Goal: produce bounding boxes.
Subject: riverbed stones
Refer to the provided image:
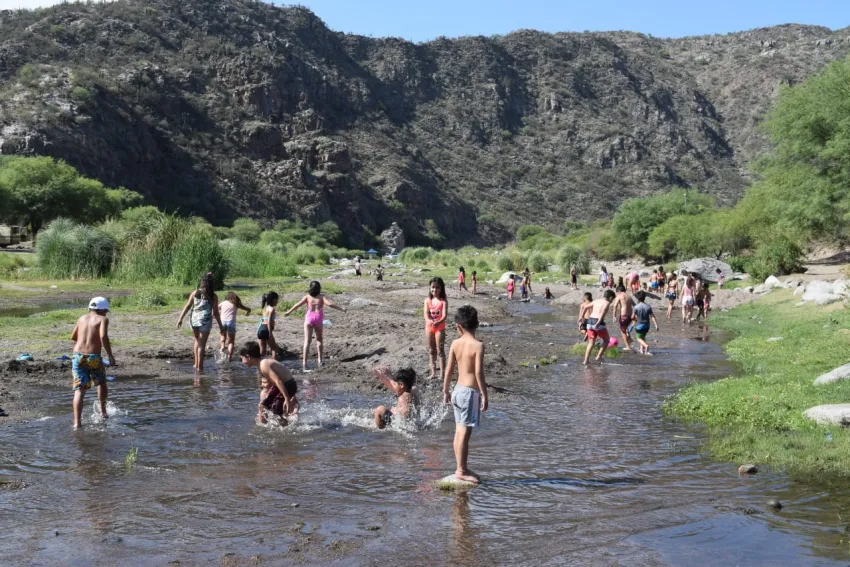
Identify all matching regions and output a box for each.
[349,297,382,308]
[738,464,758,475]
[803,403,850,425]
[677,258,732,282]
[813,363,850,386]
[801,280,845,305]
[763,275,784,289]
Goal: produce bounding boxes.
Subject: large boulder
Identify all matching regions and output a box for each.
[496,272,522,284]
[804,404,850,426]
[379,222,405,253]
[813,363,850,386]
[677,258,732,282]
[801,280,845,305]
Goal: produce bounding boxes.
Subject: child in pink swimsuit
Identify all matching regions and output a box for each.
[284,280,346,372]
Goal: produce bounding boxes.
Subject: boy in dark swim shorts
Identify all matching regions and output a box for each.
[241,341,299,424]
[373,366,418,429]
[70,297,116,429]
[583,289,615,365]
[632,291,659,355]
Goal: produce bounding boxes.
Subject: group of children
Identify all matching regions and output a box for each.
[505,268,535,300]
[577,287,660,364]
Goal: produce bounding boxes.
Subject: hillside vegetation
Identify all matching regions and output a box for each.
[0,1,848,245]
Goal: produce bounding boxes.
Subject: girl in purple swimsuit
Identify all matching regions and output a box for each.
[285,281,347,372]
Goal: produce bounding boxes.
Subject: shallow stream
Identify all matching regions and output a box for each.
[2,306,849,565]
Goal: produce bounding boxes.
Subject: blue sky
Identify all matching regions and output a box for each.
[278,0,850,42]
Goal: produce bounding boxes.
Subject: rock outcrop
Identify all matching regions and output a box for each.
[379,222,405,253]
[677,259,732,282]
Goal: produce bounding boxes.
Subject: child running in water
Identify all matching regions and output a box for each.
[577,292,593,340]
[583,289,615,365]
[506,274,515,300]
[703,283,713,320]
[457,267,469,295]
[611,284,635,352]
[177,273,224,373]
[373,366,419,429]
[471,271,478,295]
[219,291,251,362]
[443,305,488,484]
[632,291,659,355]
[424,277,448,379]
[522,268,533,296]
[70,297,116,429]
[665,272,678,320]
[256,291,279,358]
[240,342,298,425]
[681,274,696,324]
[544,287,554,299]
[284,281,347,372]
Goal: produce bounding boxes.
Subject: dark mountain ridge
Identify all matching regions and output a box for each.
[0,1,847,245]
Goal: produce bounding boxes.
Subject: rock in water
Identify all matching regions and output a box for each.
[677,258,732,283]
[738,464,758,475]
[380,222,405,253]
[436,474,479,490]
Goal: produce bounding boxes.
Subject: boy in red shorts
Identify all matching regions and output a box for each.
[583,289,615,365]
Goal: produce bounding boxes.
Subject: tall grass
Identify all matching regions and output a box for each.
[171,227,229,286]
[37,219,117,279]
[0,252,32,277]
[224,241,298,278]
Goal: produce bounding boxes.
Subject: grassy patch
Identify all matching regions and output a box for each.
[665,290,850,478]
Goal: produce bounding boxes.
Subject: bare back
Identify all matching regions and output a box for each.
[72,312,107,354]
[614,292,634,318]
[448,334,484,390]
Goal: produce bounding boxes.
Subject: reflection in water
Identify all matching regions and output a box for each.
[1,322,849,565]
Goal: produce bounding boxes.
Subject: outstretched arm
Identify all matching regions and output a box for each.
[373,366,403,395]
[283,296,308,317]
[237,298,251,316]
[323,296,347,312]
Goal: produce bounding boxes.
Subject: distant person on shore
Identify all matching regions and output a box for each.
[443,305,488,484]
[665,272,678,319]
[177,273,223,373]
[570,264,578,290]
[611,284,635,352]
[241,342,298,425]
[544,287,554,300]
[599,266,608,288]
[506,274,516,300]
[219,291,251,362]
[373,366,419,429]
[354,256,362,279]
[457,266,469,295]
[256,291,280,358]
[284,280,347,372]
[522,268,533,296]
[70,297,115,429]
[471,271,478,295]
[716,268,726,289]
[375,264,384,281]
[425,277,448,380]
[577,292,593,340]
[632,291,659,355]
[583,289,616,365]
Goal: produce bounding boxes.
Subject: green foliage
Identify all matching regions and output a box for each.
[611,189,714,257]
[290,243,331,265]
[231,217,262,243]
[558,245,591,274]
[496,254,514,272]
[527,252,550,273]
[516,225,546,241]
[398,247,435,263]
[0,252,32,277]
[746,234,803,280]
[223,241,298,278]
[37,219,116,279]
[170,226,229,286]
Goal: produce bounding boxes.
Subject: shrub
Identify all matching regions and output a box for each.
[37,219,116,279]
[224,241,298,278]
[0,253,30,277]
[558,245,591,274]
[231,218,262,242]
[171,227,229,286]
[747,236,804,280]
[727,255,750,273]
[496,254,514,272]
[291,244,331,265]
[399,246,434,263]
[516,225,546,241]
[527,252,550,273]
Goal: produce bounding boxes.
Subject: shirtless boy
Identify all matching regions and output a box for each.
[374,366,419,429]
[70,297,116,429]
[443,306,488,484]
[241,342,299,424]
[577,292,593,339]
[583,289,616,365]
[611,284,635,352]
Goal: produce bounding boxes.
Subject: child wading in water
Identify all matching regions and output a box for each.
[177,273,223,373]
[577,292,593,340]
[70,297,116,429]
[240,342,299,425]
[373,367,419,429]
[632,291,659,355]
[425,277,448,379]
[702,283,713,320]
[284,281,347,372]
[219,291,251,362]
[506,274,515,300]
[443,305,488,484]
[257,291,280,358]
[611,284,635,352]
[457,266,469,295]
[583,289,615,365]
[665,272,678,319]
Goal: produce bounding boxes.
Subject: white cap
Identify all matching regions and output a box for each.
[89,297,110,311]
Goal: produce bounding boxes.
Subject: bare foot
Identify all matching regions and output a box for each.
[72,424,81,430]
[455,471,480,484]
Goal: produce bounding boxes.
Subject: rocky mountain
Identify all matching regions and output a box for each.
[0,1,847,246]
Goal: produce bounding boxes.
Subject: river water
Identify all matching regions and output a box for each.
[2,306,849,565]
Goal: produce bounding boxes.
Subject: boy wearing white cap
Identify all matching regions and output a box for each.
[70,297,115,429]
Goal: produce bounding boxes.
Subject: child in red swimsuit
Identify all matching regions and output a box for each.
[457,267,469,294]
[424,277,448,379]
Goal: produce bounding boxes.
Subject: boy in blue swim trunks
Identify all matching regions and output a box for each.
[443,305,488,484]
[632,291,659,355]
[70,297,116,429]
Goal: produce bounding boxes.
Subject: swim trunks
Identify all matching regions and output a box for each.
[579,319,588,332]
[665,292,677,300]
[452,385,480,427]
[635,323,650,340]
[72,353,106,392]
[684,298,695,307]
[222,320,236,334]
[618,315,631,333]
[571,274,577,284]
[585,318,610,342]
[380,408,393,428]
[261,379,297,415]
[257,323,270,340]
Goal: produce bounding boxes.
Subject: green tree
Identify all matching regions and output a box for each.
[231,218,262,242]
